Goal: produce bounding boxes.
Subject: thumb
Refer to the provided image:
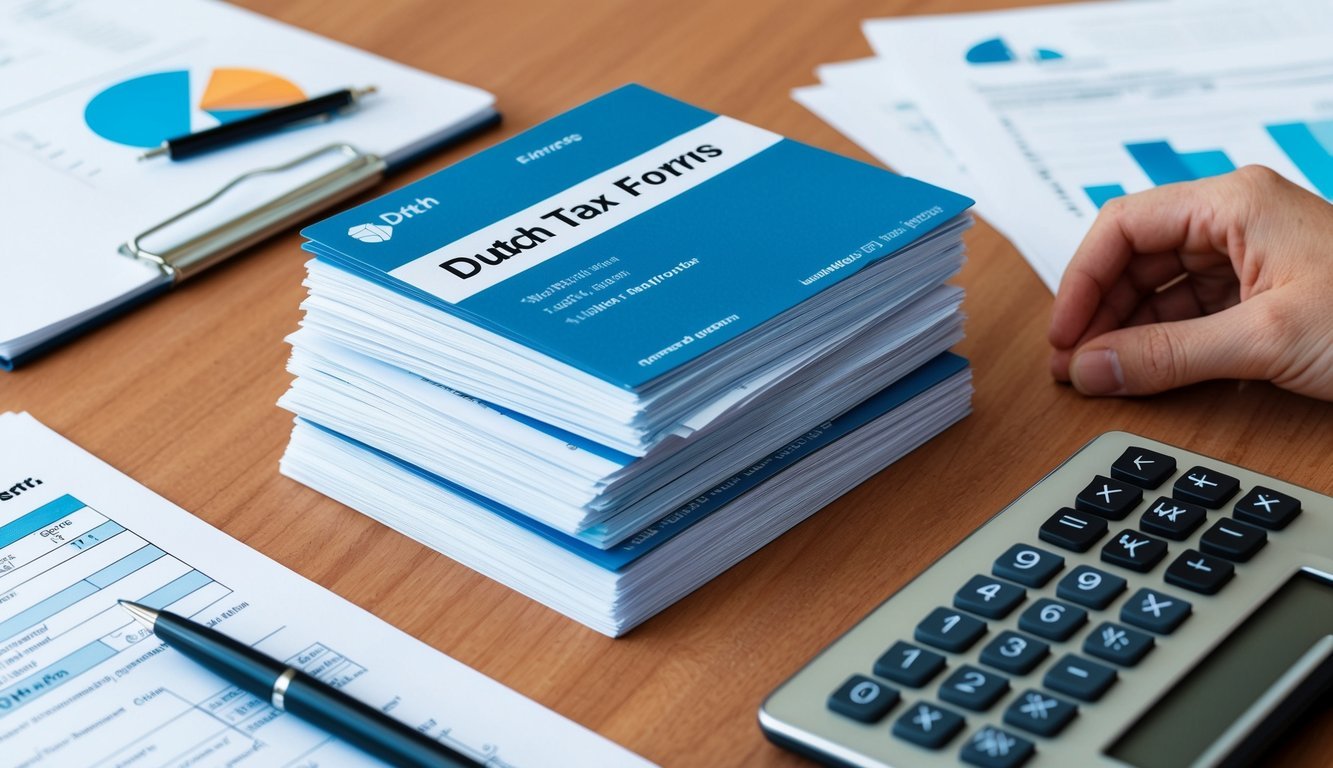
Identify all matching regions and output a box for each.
[1068,298,1282,396]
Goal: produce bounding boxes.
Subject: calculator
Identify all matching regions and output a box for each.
[760,432,1333,767]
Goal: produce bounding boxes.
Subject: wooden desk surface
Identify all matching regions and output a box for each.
[4,0,1330,765]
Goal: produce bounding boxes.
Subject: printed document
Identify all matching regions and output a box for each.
[0,413,650,768]
[797,0,1333,290]
[0,0,494,364]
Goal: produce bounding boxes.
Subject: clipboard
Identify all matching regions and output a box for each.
[1,111,500,371]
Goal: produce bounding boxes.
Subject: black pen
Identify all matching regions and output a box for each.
[117,600,482,768]
[138,85,378,162]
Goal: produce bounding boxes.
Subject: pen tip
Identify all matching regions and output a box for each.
[138,146,168,162]
[118,600,160,628]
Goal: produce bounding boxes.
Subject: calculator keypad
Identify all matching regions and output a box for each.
[828,675,899,722]
[1075,475,1143,519]
[1139,497,1206,540]
[1121,588,1191,634]
[1233,486,1301,529]
[1110,446,1176,489]
[1199,518,1266,561]
[954,575,1026,619]
[1083,622,1154,666]
[781,434,1325,768]
[992,545,1063,587]
[1042,655,1117,701]
[1038,508,1107,552]
[875,641,946,688]
[1164,550,1234,594]
[1055,565,1125,609]
[1100,530,1168,572]
[892,701,965,748]
[939,666,1010,711]
[1017,598,1086,641]
[1002,689,1078,737]
[959,725,1033,768]
[917,608,988,653]
[1173,466,1240,508]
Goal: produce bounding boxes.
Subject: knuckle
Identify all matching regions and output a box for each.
[1233,164,1282,191]
[1138,324,1183,387]
[1098,196,1128,219]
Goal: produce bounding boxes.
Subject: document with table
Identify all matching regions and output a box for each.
[0,0,496,369]
[0,412,650,767]
[796,0,1333,290]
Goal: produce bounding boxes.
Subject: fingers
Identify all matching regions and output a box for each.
[1067,295,1284,396]
[1050,177,1248,352]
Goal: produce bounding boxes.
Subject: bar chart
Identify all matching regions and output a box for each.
[1267,119,1333,199]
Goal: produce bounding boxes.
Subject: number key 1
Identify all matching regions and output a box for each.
[916,607,988,653]
[874,641,946,688]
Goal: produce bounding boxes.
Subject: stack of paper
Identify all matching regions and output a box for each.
[0,412,650,766]
[278,85,975,636]
[796,0,1333,291]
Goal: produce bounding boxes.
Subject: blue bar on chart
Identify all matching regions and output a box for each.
[1084,184,1127,208]
[1125,140,1236,186]
[1267,119,1333,199]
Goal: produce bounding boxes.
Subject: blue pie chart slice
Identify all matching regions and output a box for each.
[84,70,193,148]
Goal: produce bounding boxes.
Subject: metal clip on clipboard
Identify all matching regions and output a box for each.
[120,143,386,282]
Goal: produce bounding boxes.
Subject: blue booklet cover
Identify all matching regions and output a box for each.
[305,352,969,571]
[302,85,972,390]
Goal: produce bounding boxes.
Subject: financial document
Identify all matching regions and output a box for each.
[0,412,650,768]
[0,0,494,364]
[797,0,1333,290]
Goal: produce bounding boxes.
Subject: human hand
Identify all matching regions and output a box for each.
[1049,166,1333,402]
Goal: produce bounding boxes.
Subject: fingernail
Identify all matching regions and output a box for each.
[1071,349,1124,395]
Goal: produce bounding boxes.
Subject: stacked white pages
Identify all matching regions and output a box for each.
[796,0,1333,290]
[279,85,976,635]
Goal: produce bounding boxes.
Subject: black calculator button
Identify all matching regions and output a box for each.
[1199,519,1267,562]
[1043,654,1117,702]
[1056,565,1126,610]
[916,608,987,653]
[1075,475,1143,520]
[892,701,964,749]
[1121,588,1192,634]
[1083,622,1155,666]
[939,665,1010,711]
[980,631,1049,675]
[1003,689,1078,737]
[875,641,946,688]
[1164,549,1234,595]
[828,674,899,722]
[960,725,1034,768]
[1018,598,1087,641]
[1139,496,1207,540]
[1233,486,1301,529]
[1110,447,1176,489]
[992,544,1064,587]
[1039,508,1107,552]
[955,575,1026,619]
[1101,529,1168,572]
[1173,466,1240,508]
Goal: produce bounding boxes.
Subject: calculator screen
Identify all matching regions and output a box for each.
[1108,570,1333,767]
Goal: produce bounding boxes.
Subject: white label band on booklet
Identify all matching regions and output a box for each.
[388,116,784,303]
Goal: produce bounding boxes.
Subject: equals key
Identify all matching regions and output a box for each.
[1041,508,1108,553]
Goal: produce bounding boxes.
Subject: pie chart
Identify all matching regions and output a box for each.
[84,68,306,148]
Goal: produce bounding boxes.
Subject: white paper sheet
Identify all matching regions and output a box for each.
[799,0,1333,291]
[0,412,651,768]
[0,0,494,359]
